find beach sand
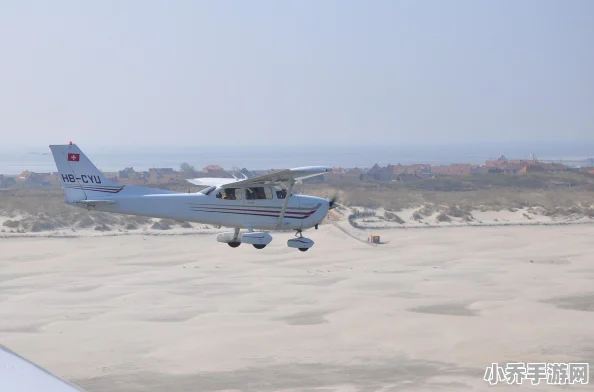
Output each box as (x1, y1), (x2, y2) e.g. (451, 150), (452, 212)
(1, 225), (593, 391)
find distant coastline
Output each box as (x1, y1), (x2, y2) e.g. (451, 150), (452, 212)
(1, 141), (593, 175)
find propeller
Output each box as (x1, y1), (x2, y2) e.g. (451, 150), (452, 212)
(327, 194), (340, 210)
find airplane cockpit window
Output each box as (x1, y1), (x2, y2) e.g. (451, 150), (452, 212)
(245, 186), (272, 200)
(199, 186), (216, 195)
(215, 188), (242, 200)
(274, 185), (288, 199)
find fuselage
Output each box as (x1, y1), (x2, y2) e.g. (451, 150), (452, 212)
(74, 185), (329, 231)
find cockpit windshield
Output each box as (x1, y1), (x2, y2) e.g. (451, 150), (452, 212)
(198, 186), (216, 195)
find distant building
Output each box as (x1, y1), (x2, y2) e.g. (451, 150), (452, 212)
(472, 165), (501, 175)
(364, 163), (432, 180)
(18, 171), (32, 180)
(0, 175), (17, 188)
(367, 164), (396, 181)
(519, 163), (544, 174)
(482, 152), (572, 174)
(502, 164), (526, 175)
(203, 165), (224, 173)
(392, 164), (431, 175)
(118, 167), (136, 179)
(519, 162), (567, 173)
(148, 168), (176, 179)
(431, 164), (474, 176)
(394, 174), (421, 182)
(22, 172), (56, 188)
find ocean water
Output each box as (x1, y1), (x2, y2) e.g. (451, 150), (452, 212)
(0, 142), (592, 175)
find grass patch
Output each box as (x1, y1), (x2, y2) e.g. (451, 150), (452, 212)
(436, 212), (451, 222)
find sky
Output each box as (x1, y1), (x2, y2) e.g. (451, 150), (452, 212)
(1, 0), (593, 148)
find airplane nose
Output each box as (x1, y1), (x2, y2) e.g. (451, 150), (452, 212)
(327, 195), (339, 210)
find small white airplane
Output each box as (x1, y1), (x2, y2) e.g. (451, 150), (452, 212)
(49, 143), (338, 251)
(0, 345), (83, 391)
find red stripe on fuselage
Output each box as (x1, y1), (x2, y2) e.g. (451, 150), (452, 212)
(198, 206), (316, 216)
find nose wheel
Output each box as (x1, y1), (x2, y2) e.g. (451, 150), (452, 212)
(295, 230), (308, 252)
(288, 230), (314, 251)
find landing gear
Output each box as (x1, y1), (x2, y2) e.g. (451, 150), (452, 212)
(219, 228), (242, 248)
(287, 230), (314, 251)
(219, 228), (272, 249)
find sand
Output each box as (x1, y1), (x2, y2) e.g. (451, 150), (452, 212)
(1, 225), (593, 391)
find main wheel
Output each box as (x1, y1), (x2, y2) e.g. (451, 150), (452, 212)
(228, 242), (241, 248)
(253, 244), (266, 250)
(298, 248), (309, 252)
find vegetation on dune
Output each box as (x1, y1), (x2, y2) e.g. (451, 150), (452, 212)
(411, 211), (423, 221)
(301, 180), (594, 215)
(300, 171), (594, 228)
(383, 211), (405, 224)
(1, 170), (593, 233)
(320, 171), (594, 192)
(436, 212), (451, 222)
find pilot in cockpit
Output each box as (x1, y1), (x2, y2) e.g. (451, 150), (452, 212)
(216, 189), (233, 199)
(219, 188), (236, 200)
(274, 185), (287, 199)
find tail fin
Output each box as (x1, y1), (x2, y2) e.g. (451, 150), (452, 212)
(49, 144), (123, 202)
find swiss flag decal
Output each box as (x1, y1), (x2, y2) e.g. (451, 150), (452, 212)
(68, 153), (80, 162)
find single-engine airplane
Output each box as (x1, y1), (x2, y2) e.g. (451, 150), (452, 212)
(50, 143), (338, 251)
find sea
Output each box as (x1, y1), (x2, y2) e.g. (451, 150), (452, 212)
(0, 141), (592, 175)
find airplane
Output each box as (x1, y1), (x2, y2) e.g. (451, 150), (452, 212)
(0, 345), (83, 391)
(49, 143), (339, 251)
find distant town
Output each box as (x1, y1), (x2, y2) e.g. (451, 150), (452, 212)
(1, 154), (593, 189)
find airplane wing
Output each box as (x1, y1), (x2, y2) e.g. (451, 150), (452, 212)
(185, 177), (238, 187)
(186, 167), (331, 188)
(0, 345), (84, 391)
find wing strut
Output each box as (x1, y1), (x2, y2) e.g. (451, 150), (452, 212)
(276, 180), (295, 228)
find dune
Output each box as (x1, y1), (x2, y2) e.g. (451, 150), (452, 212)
(343, 205), (594, 230)
(1, 224), (593, 391)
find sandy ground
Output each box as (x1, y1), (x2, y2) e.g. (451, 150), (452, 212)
(1, 225), (594, 391)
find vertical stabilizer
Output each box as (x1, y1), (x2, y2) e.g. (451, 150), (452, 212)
(49, 144), (123, 202)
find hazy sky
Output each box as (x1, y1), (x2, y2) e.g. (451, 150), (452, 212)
(1, 0), (593, 148)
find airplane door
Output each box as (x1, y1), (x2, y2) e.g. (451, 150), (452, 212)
(213, 187), (246, 227)
(243, 186), (278, 229)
